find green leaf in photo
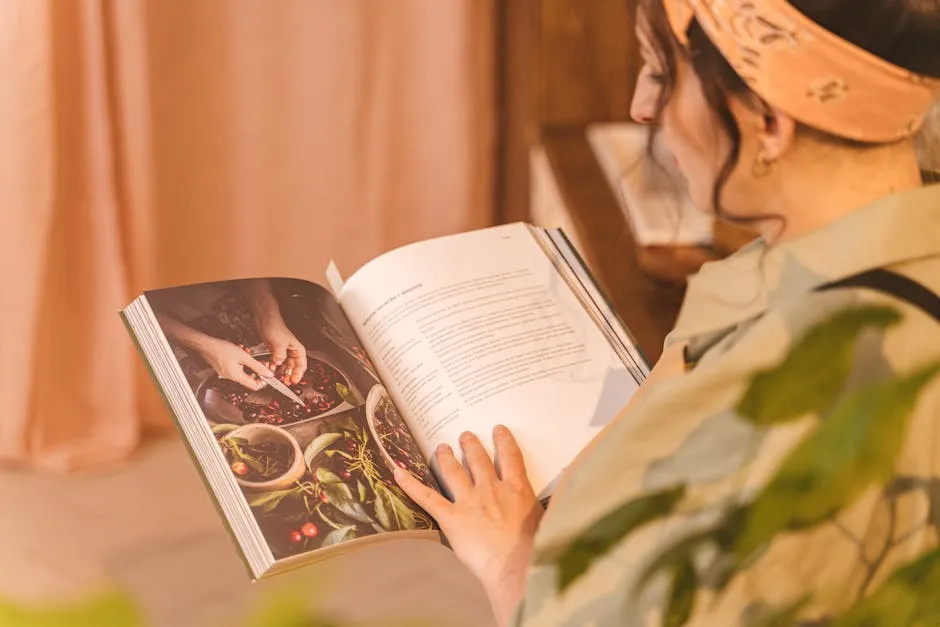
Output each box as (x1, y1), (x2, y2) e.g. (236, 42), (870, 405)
(335, 382), (359, 406)
(374, 484), (392, 530)
(315, 467), (344, 485)
(736, 305), (901, 426)
(373, 482), (418, 531)
(248, 487), (302, 515)
(736, 361), (940, 558)
(211, 423), (240, 437)
(321, 479), (374, 525)
(304, 433), (342, 470)
(320, 525), (358, 548)
(357, 479), (368, 503)
(537, 484), (686, 593)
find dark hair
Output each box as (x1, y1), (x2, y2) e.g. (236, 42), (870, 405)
(640, 0), (940, 222)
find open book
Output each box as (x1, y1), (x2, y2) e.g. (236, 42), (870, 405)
(121, 223), (649, 580)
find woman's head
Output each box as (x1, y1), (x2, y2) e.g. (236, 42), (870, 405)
(631, 0), (940, 234)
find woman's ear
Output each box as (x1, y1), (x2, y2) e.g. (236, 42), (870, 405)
(759, 107), (797, 161)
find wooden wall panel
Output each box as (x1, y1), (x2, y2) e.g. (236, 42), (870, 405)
(495, 0), (539, 223)
(539, 0), (639, 126)
(496, 0), (641, 223)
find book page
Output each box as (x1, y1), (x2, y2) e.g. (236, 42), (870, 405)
(337, 224), (639, 497)
(142, 278), (438, 565)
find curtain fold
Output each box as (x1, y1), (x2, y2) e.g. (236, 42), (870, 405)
(0, 0), (494, 472)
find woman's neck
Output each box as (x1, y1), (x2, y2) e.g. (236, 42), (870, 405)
(760, 138), (924, 245)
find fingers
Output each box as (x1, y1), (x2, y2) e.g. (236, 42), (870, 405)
(434, 444), (473, 499)
(295, 348), (307, 382)
(271, 345), (288, 367)
(492, 425), (530, 491)
(459, 432), (498, 486)
(394, 467), (451, 521)
(230, 369), (265, 391)
(243, 355), (274, 379)
(288, 347), (307, 384)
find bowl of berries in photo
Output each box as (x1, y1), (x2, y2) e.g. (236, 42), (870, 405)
(364, 385), (438, 489)
(218, 423), (306, 492)
(197, 349), (362, 429)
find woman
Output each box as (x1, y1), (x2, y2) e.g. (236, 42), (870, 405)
(394, 0), (940, 624)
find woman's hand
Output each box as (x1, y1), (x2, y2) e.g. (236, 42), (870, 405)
(394, 425), (542, 626)
(258, 322), (307, 384)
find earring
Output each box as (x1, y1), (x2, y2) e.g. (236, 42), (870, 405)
(752, 150), (775, 178)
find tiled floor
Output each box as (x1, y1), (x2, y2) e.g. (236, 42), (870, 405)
(0, 435), (496, 626)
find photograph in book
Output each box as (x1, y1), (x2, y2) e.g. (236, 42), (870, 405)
(146, 277), (438, 561)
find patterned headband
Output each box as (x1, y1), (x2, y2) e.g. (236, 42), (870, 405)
(662, 0), (940, 143)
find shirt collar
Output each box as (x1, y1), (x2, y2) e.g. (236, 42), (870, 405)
(668, 184), (940, 344)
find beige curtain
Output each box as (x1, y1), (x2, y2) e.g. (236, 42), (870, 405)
(0, 0), (494, 472)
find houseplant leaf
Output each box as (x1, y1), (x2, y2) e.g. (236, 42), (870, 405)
(736, 305), (901, 426)
(537, 485), (686, 593)
(736, 361), (940, 557)
(0, 589), (141, 627)
(829, 547), (940, 626)
(664, 555), (697, 627)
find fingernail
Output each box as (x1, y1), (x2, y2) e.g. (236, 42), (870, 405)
(393, 468), (405, 480)
(459, 432), (473, 443)
(437, 443), (452, 455)
(494, 425), (508, 436)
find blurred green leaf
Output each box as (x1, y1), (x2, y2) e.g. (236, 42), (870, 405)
(747, 595), (811, 627)
(664, 555), (697, 627)
(829, 547), (940, 626)
(539, 485), (686, 593)
(0, 590), (141, 627)
(736, 361), (940, 558)
(239, 590), (345, 627)
(304, 433), (343, 470)
(736, 305), (901, 426)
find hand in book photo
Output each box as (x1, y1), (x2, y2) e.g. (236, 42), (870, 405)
(256, 322), (307, 385)
(246, 279), (308, 384)
(394, 425), (542, 626)
(154, 314), (273, 391)
(197, 337), (275, 391)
